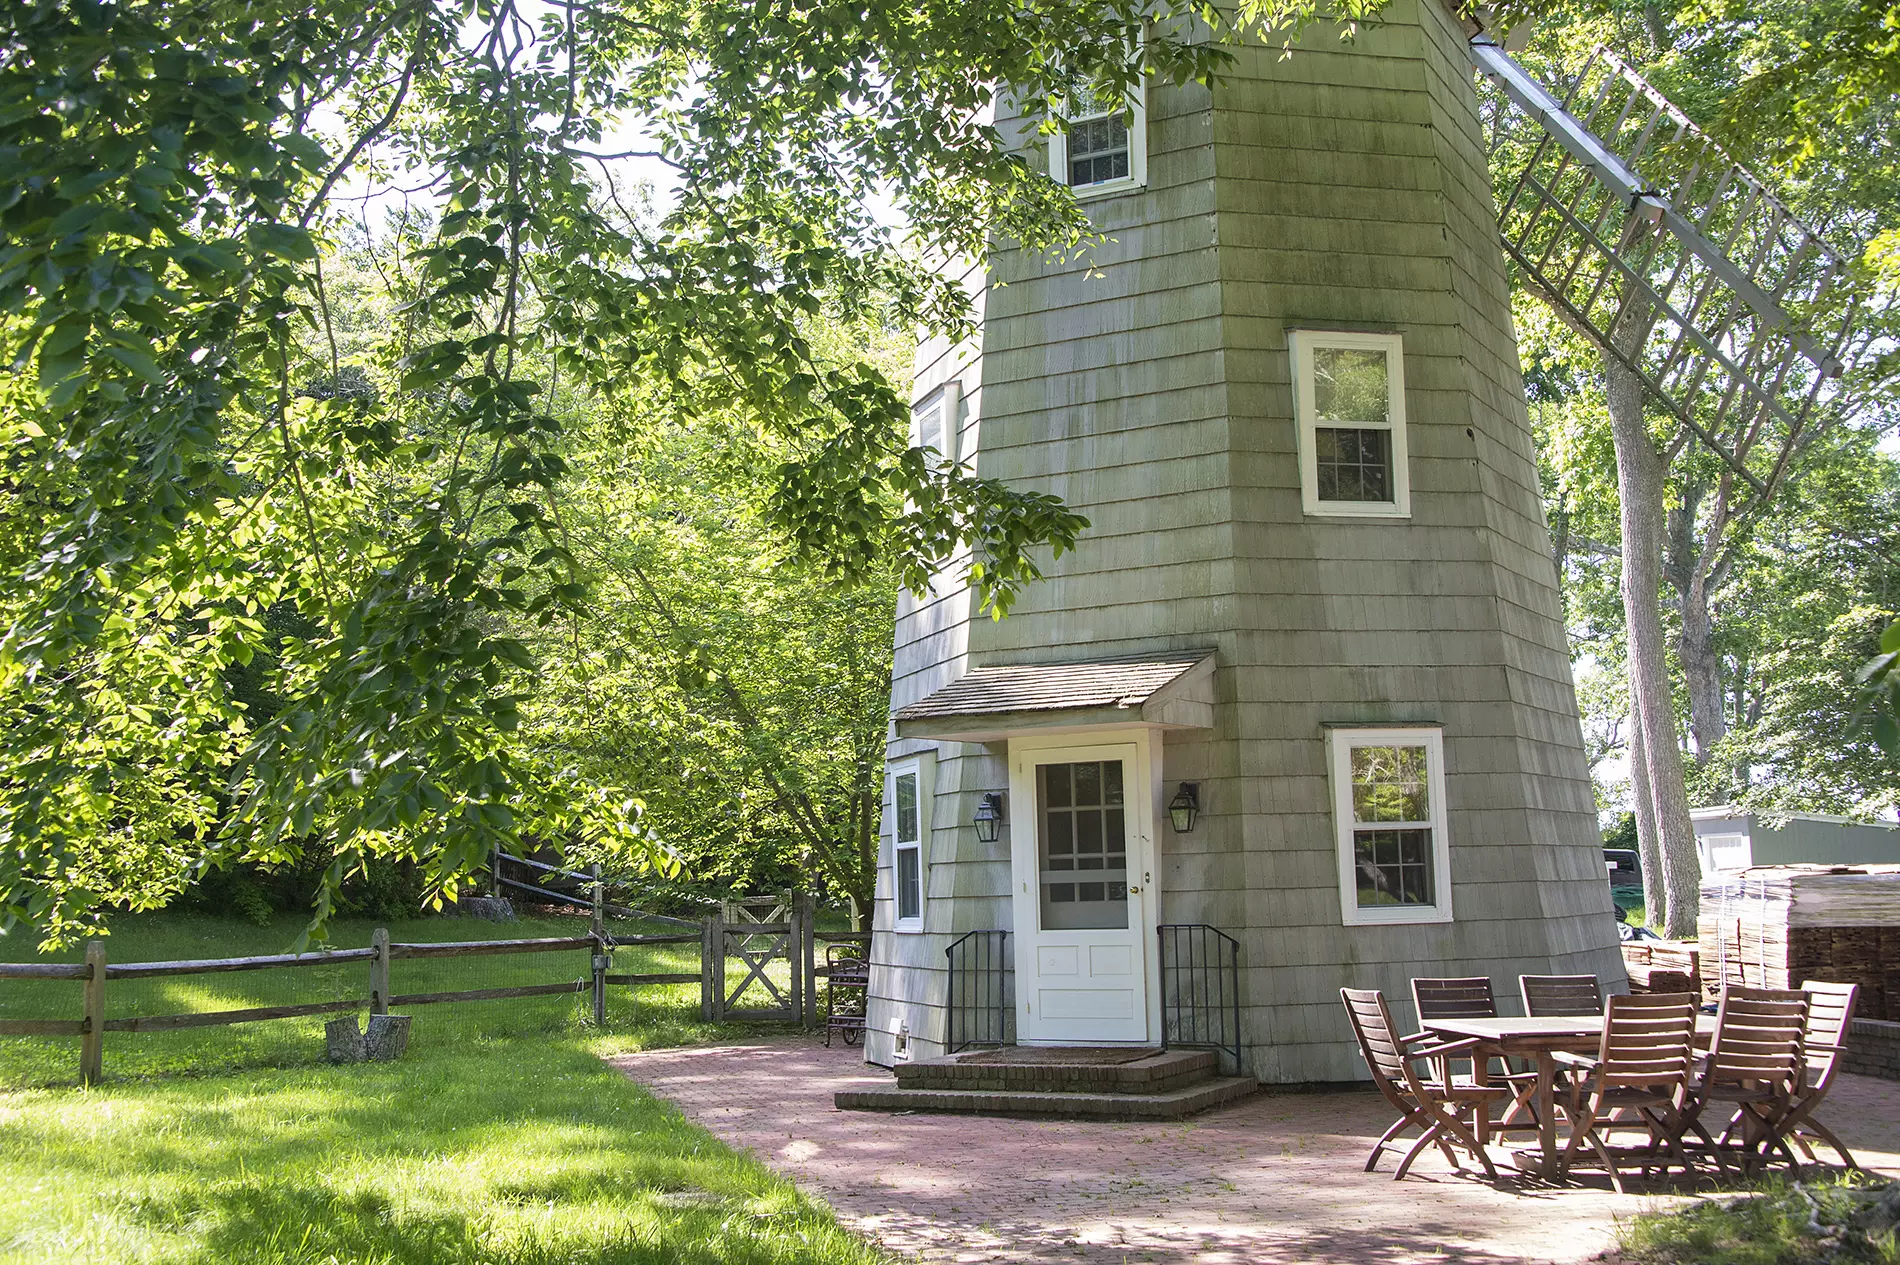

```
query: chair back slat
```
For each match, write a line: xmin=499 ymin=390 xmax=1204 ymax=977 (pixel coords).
xmin=1411 ymin=976 xmax=1497 ymax=1021
xmin=1799 ymin=980 xmax=1859 ymax=1060
xmin=1704 ymin=986 xmax=1807 ymax=1092
xmin=1520 ymin=973 xmax=1602 ymax=1017
xmin=1596 ymin=992 xmax=1698 ymax=1091
xmin=1341 ymin=988 xmax=1410 ymax=1083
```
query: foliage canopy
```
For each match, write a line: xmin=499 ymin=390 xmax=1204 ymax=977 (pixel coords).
xmin=0 ymin=0 xmax=1259 ymax=941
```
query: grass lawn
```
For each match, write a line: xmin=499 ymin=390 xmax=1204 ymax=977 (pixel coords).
xmin=0 ymin=909 xmax=773 ymax=1086
xmin=0 ymin=911 xmax=886 ymax=1265
xmin=1617 ymin=1177 xmax=1900 ymax=1265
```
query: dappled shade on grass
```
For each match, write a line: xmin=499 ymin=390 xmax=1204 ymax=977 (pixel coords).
xmin=0 ymin=1037 xmax=892 ymax=1265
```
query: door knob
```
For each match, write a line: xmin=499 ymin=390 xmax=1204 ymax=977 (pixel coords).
xmin=1128 ymin=885 xmax=1141 ymax=894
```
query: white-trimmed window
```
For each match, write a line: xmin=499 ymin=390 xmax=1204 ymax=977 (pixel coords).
xmin=911 ymin=382 xmax=959 ymax=467
xmin=1048 ymin=81 xmax=1147 ymax=199
xmin=1290 ymin=330 xmax=1411 ymax=519
xmin=890 ymin=757 xmax=931 ymax=931
xmin=1329 ymin=727 xmax=1453 ymax=926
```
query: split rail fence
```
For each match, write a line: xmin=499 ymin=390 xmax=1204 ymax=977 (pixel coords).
xmin=0 ymin=890 xmax=869 ymax=1084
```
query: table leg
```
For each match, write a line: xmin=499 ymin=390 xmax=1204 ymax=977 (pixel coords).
xmin=1473 ymin=1053 xmax=1491 ymax=1151
xmin=1537 ymin=1053 xmax=1556 ymax=1178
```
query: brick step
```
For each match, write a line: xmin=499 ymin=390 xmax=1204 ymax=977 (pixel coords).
xmin=835 ymin=1075 xmax=1257 ymax=1121
xmin=893 ymin=1047 xmax=1217 ymax=1096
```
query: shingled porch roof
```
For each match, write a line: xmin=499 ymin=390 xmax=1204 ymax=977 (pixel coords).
xmin=892 ymin=652 xmax=1217 ymax=741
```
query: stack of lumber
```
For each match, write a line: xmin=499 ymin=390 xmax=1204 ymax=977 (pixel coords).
xmin=1621 ymin=940 xmax=1700 ymax=995
xmin=1697 ymin=865 xmax=1900 ymax=1021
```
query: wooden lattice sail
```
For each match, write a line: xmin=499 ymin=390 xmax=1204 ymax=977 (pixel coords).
xmin=1470 ymin=38 xmax=1855 ymax=490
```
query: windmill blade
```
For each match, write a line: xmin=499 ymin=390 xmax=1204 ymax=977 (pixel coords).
xmin=1469 ymin=37 xmax=1855 ymax=493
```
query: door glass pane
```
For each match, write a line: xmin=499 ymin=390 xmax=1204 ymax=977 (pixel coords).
xmin=1038 ymin=760 xmax=1129 ymax=931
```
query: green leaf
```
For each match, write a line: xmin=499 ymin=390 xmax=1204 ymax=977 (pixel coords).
xmin=101 ymin=342 xmax=165 ymax=383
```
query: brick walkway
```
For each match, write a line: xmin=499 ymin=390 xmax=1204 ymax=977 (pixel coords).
xmin=610 ymin=1037 xmax=1900 ymax=1265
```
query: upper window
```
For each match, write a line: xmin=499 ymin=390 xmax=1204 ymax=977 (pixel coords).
xmin=1289 ymin=330 xmax=1411 ymax=519
xmin=1048 ymin=81 xmax=1147 ymax=199
xmin=1329 ymin=727 xmax=1453 ymax=926
xmin=891 ymin=759 xmax=928 ymax=931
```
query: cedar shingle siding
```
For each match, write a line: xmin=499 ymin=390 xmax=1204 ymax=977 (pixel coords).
xmin=864 ymin=0 xmax=1627 ymax=1083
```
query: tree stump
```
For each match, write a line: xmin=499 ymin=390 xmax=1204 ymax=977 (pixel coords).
xmin=365 ymin=1014 xmax=411 ymax=1061
xmin=459 ymin=896 xmax=516 ymax=921
xmin=325 ymin=1016 xmax=367 ymax=1063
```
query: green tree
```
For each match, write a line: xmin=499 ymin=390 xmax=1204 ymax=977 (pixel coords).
xmin=1 ymin=0 xmax=1266 ymax=941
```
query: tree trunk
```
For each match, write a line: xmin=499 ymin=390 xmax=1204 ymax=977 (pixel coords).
xmin=1606 ymin=350 xmax=1702 ymax=939
xmin=1663 ymin=478 xmax=1730 ymax=771
xmin=1628 ymin=696 xmax=1666 ymax=928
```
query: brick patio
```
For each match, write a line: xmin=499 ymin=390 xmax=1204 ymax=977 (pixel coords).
xmin=610 ymin=1036 xmax=1900 ymax=1265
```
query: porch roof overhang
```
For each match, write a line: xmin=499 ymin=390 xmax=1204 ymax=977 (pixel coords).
xmin=892 ymin=652 xmax=1217 ymax=742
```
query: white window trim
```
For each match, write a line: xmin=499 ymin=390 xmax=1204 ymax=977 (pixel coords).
xmin=1329 ymin=727 xmax=1453 ymax=927
xmin=889 ymin=753 xmax=934 ymax=933
xmin=1289 ymin=329 xmax=1412 ymax=519
xmin=911 ymin=380 xmax=961 ymax=466
xmin=1048 ymin=80 xmax=1148 ymax=200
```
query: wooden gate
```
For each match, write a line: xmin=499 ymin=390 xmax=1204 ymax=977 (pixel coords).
xmin=702 ymin=892 xmax=816 ymax=1023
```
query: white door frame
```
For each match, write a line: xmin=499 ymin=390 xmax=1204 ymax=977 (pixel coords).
xmin=1007 ymin=726 xmax=1163 ymax=1045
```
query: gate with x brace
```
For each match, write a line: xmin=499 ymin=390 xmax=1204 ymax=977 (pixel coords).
xmin=706 ymin=892 xmax=817 ymax=1024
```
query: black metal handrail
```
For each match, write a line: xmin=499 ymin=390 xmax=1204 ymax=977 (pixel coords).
xmin=1158 ymin=924 xmax=1242 ymax=1074
xmin=945 ymin=930 xmax=1012 ymax=1052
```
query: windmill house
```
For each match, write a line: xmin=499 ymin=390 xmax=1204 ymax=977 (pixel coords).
xmin=851 ymin=0 xmax=1846 ymax=1100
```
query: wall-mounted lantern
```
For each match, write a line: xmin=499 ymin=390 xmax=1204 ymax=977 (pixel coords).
xmin=973 ymin=792 xmax=1006 ymax=843
xmin=1168 ymin=782 xmax=1201 ymax=833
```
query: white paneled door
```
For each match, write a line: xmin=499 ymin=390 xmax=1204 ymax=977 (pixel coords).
xmin=1008 ymin=734 xmax=1158 ymax=1044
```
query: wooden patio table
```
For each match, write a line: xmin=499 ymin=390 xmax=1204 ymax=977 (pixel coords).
xmin=1422 ymin=1013 xmax=1717 ymax=1179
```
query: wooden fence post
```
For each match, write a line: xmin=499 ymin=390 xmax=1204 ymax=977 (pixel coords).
xmin=80 ymin=941 xmax=106 ymax=1086
xmin=782 ymin=890 xmax=803 ymax=1030
xmin=590 ymin=866 xmax=607 ymax=1025
xmin=710 ymin=913 xmax=728 ymax=1022
xmin=698 ymin=916 xmax=715 ymax=1022
xmin=370 ymin=928 xmax=390 ymax=1016
xmin=800 ymin=891 xmax=817 ymax=1029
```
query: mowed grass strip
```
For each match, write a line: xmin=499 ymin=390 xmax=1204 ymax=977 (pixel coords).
xmin=0 ymin=911 xmax=762 ymax=1087
xmin=0 ymin=1038 xmax=893 ymax=1265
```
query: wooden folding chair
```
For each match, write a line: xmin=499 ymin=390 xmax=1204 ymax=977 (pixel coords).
xmin=1778 ymin=981 xmax=1861 ymax=1169
xmin=1521 ymin=974 xmax=1603 ymax=1018
xmin=1411 ymin=976 xmax=1538 ymax=1136
xmin=1341 ymin=987 xmax=1512 ymax=1180
xmin=1551 ymin=992 xmax=1699 ymax=1193
xmin=1681 ymin=986 xmax=1809 ymax=1175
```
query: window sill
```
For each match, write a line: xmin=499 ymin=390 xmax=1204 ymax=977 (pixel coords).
xmin=1303 ymin=501 xmax=1412 ymax=520
xmin=1069 ymin=176 xmax=1147 ymax=202
xmin=892 ymin=919 xmax=925 ymax=934
xmin=1342 ymin=905 xmax=1454 ymax=928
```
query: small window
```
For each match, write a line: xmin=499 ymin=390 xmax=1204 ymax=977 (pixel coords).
xmin=1048 ymin=81 xmax=1147 ymax=199
xmin=1290 ymin=330 xmax=1411 ymax=518
xmin=891 ymin=759 xmax=928 ymax=931
xmin=911 ymin=383 xmax=958 ymax=466
xmin=1330 ymin=727 xmax=1452 ymax=926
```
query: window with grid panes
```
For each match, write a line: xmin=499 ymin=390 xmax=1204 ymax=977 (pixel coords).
xmin=1048 ymin=79 xmax=1146 ymax=197
xmin=1290 ymin=330 xmax=1411 ymax=518
xmin=1330 ymin=728 xmax=1453 ymax=925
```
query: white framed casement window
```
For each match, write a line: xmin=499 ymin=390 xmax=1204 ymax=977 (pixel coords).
xmin=889 ymin=755 xmax=933 ymax=932
xmin=1289 ymin=330 xmax=1411 ymax=519
xmin=1048 ymin=80 xmax=1147 ymax=199
xmin=1328 ymin=727 xmax=1453 ymax=926
xmin=911 ymin=381 xmax=960 ymax=467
